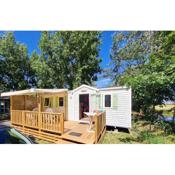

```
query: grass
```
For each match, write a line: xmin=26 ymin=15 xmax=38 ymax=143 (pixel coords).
xmin=102 ymin=120 xmax=175 ymax=144
xmin=155 ymin=104 xmax=175 ymax=117
xmin=31 ymin=137 xmax=51 ymax=144
xmin=162 ymin=110 xmax=174 ymax=117
xmin=155 ymin=104 xmax=175 ymax=111
xmin=35 ymin=139 xmax=51 ymax=144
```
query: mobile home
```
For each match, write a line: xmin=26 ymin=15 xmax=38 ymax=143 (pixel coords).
xmin=68 ymin=85 xmax=132 ymax=128
xmin=1 ymin=85 xmax=131 ymax=143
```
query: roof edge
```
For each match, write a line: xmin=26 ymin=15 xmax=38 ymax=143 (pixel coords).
xmin=99 ymin=86 xmax=131 ymax=91
xmin=70 ymin=84 xmax=99 ymax=93
xmin=1 ymin=88 xmax=68 ymax=97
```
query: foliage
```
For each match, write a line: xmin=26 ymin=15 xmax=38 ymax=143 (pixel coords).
xmin=110 ymin=31 xmax=157 ymax=82
xmin=0 ymin=31 xmax=102 ymax=90
xmin=31 ymin=31 xmax=102 ymax=89
xmin=30 ymin=50 xmax=52 ymax=88
xmin=110 ymin=31 xmax=175 ymax=124
xmin=0 ymin=113 xmax=10 ymax=121
xmin=156 ymin=120 xmax=175 ymax=135
xmin=0 ymin=32 xmax=35 ymax=91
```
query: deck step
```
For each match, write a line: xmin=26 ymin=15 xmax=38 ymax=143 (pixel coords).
xmin=56 ymin=139 xmax=76 ymax=144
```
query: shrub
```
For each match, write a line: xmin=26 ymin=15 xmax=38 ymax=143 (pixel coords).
xmin=0 ymin=114 xmax=10 ymax=121
xmin=156 ymin=120 xmax=175 ymax=135
xmin=137 ymin=131 xmax=153 ymax=142
xmin=137 ymin=131 xmax=167 ymax=144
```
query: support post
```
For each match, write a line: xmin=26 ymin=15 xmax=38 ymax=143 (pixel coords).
xmin=61 ymin=113 xmax=64 ymax=134
xmin=38 ymin=95 xmax=41 ymax=131
xmin=10 ymin=96 xmax=13 ymax=126
xmin=94 ymin=114 xmax=98 ymax=143
xmin=22 ymin=111 xmax=25 ymax=131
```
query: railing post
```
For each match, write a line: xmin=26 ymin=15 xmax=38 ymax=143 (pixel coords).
xmin=11 ymin=110 xmax=13 ymax=125
xmin=10 ymin=96 xmax=13 ymax=126
xmin=94 ymin=114 xmax=98 ymax=143
xmin=37 ymin=95 xmax=42 ymax=132
xmin=22 ymin=111 xmax=25 ymax=130
xmin=38 ymin=95 xmax=41 ymax=132
xmin=104 ymin=111 xmax=106 ymax=128
xmin=61 ymin=113 xmax=64 ymax=134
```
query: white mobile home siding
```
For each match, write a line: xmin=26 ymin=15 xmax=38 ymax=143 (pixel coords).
xmin=68 ymin=91 xmax=75 ymax=121
xmin=99 ymin=88 xmax=131 ymax=128
xmin=68 ymin=86 xmax=98 ymax=121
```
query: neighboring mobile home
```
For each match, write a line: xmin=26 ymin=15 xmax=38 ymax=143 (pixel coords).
xmin=68 ymin=85 xmax=131 ymax=128
xmin=0 ymin=96 xmax=10 ymax=117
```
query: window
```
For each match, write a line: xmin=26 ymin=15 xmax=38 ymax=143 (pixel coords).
xmin=44 ymin=98 xmax=50 ymax=107
xmin=59 ymin=97 xmax=64 ymax=107
xmin=105 ymin=95 xmax=111 ymax=107
xmin=0 ymin=101 xmax=5 ymax=113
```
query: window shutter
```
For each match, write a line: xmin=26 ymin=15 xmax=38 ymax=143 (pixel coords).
xmin=112 ymin=94 xmax=118 ymax=108
xmin=96 ymin=94 xmax=100 ymax=109
xmin=55 ymin=97 xmax=58 ymax=108
xmin=91 ymin=94 xmax=96 ymax=111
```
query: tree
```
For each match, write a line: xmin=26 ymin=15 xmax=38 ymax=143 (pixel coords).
xmin=110 ymin=31 xmax=175 ymax=125
xmin=32 ymin=31 xmax=102 ymax=89
xmin=0 ymin=32 xmax=34 ymax=91
xmin=30 ymin=50 xmax=53 ymax=88
xmin=110 ymin=31 xmax=158 ymax=84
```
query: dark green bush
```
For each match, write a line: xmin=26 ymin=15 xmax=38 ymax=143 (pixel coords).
xmin=0 ymin=113 xmax=10 ymax=121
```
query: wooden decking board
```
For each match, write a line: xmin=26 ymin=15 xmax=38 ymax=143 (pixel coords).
xmin=60 ymin=121 xmax=95 ymax=144
xmin=13 ymin=120 xmax=106 ymax=144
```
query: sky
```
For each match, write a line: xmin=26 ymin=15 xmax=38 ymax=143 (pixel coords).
xmin=3 ymin=31 xmax=115 ymax=88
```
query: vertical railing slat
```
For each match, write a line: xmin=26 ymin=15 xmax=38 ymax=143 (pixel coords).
xmin=94 ymin=112 xmax=106 ymax=143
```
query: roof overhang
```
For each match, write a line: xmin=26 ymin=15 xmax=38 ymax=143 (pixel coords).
xmin=1 ymin=88 xmax=68 ymax=97
xmin=70 ymin=84 xmax=99 ymax=94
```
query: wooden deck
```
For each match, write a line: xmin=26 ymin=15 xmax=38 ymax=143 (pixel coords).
xmin=11 ymin=110 xmax=106 ymax=144
xmin=60 ymin=121 xmax=95 ymax=144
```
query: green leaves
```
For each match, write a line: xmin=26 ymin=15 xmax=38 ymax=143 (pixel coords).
xmin=111 ymin=31 xmax=175 ymax=114
xmin=0 ymin=32 xmax=34 ymax=91
xmin=31 ymin=31 xmax=102 ymax=89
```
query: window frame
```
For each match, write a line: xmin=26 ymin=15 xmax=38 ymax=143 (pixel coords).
xmin=44 ymin=98 xmax=50 ymax=107
xmin=58 ymin=97 xmax=64 ymax=107
xmin=104 ymin=94 xmax=111 ymax=108
xmin=0 ymin=101 xmax=5 ymax=113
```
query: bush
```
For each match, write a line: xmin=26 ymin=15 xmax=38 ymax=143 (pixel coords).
xmin=0 ymin=113 xmax=10 ymax=121
xmin=137 ymin=131 xmax=167 ymax=144
xmin=156 ymin=120 xmax=175 ymax=135
xmin=137 ymin=131 xmax=153 ymax=142
xmin=167 ymin=135 xmax=175 ymax=142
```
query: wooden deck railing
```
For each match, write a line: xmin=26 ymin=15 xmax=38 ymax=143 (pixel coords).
xmin=94 ymin=112 xmax=106 ymax=143
xmin=11 ymin=110 xmax=23 ymax=125
xmin=11 ymin=110 xmax=64 ymax=134
xmin=24 ymin=111 xmax=39 ymax=129
xmin=41 ymin=112 xmax=64 ymax=134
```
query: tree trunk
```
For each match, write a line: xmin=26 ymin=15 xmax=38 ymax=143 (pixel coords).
xmin=149 ymin=122 xmax=152 ymax=131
